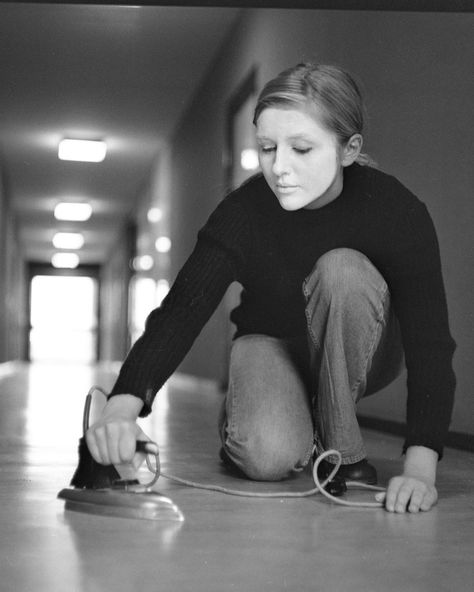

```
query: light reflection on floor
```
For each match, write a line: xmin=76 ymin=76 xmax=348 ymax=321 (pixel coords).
xmin=2 ymin=360 xmax=474 ymax=592
xmin=23 ymin=362 xmax=120 ymax=468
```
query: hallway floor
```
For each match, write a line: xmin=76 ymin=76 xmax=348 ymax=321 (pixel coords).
xmin=1 ymin=361 xmax=473 ymax=592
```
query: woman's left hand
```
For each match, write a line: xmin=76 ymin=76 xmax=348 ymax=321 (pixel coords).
xmin=377 ymin=475 xmax=438 ymax=513
xmin=375 ymin=445 xmax=439 ymax=513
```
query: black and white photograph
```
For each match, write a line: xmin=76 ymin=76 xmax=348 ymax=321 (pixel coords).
xmin=0 ymin=1 xmax=472 ymax=590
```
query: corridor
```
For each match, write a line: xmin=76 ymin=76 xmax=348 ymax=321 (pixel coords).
xmin=1 ymin=361 xmax=473 ymax=592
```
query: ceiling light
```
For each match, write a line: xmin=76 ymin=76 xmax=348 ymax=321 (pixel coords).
xmin=147 ymin=207 xmax=163 ymax=223
xmin=51 ymin=253 xmax=80 ymax=269
xmin=240 ymin=148 xmax=259 ymax=171
xmin=52 ymin=232 xmax=84 ymax=249
xmin=58 ymin=139 xmax=107 ymax=162
xmin=132 ymin=255 xmax=154 ymax=271
xmin=155 ymin=236 xmax=171 ymax=253
xmin=54 ymin=202 xmax=92 ymax=221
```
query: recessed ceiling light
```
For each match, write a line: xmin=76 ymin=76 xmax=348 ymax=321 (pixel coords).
xmin=54 ymin=202 xmax=92 ymax=221
xmin=147 ymin=207 xmax=163 ymax=223
xmin=155 ymin=236 xmax=171 ymax=253
xmin=58 ymin=139 xmax=107 ymax=162
xmin=51 ymin=253 xmax=80 ymax=269
xmin=132 ymin=255 xmax=154 ymax=271
xmin=52 ymin=232 xmax=84 ymax=249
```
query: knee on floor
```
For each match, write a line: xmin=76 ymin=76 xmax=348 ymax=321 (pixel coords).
xmin=224 ymin=434 xmax=302 ymax=482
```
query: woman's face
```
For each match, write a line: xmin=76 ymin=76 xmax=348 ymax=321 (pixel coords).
xmin=256 ymin=107 xmax=344 ymax=211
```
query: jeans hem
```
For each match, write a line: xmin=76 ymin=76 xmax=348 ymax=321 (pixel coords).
xmin=320 ymin=451 xmax=366 ymax=466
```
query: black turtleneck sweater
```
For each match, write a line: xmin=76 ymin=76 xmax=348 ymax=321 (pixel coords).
xmin=110 ymin=164 xmax=456 ymax=457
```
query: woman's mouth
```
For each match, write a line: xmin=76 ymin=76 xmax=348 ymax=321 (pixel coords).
xmin=276 ymin=183 xmax=298 ymax=194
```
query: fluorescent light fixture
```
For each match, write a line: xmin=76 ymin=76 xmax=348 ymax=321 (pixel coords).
xmin=52 ymin=232 xmax=84 ymax=249
xmin=58 ymin=139 xmax=107 ymax=162
xmin=147 ymin=207 xmax=163 ymax=223
xmin=54 ymin=202 xmax=92 ymax=221
xmin=51 ymin=253 xmax=80 ymax=269
xmin=240 ymin=148 xmax=259 ymax=171
xmin=155 ymin=236 xmax=171 ymax=253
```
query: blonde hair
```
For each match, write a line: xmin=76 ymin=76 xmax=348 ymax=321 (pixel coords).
xmin=254 ymin=63 xmax=373 ymax=166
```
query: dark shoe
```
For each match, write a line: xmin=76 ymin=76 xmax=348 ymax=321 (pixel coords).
xmin=316 ymin=460 xmax=348 ymax=497
xmin=318 ymin=458 xmax=377 ymax=486
xmin=338 ymin=459 xmax=377 ymax=485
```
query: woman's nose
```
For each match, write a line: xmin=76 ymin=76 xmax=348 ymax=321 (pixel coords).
xmin=271 ymin=148 xmax=290 ymax=176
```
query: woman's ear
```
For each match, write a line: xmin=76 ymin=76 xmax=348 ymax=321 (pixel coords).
xmin=341 ymin=134 xmax=363 ymax=167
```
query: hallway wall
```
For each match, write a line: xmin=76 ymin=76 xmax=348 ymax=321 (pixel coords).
xmin=0 ymin=166 xmax=26 ymax=362
xmin=141 ymin=9 xmax=473 ymax=437
xmin=99 ymin=222 xmax=135 ymax=362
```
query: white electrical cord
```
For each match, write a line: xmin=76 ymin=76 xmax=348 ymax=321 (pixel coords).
xmin=146 ymin=448 xmax=386 ymax=508
xmin=86 ymin=387 xmax=385 ymax=507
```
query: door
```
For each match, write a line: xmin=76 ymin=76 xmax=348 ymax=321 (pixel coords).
xmin=28 ymin=274 xmax=98 ymax=363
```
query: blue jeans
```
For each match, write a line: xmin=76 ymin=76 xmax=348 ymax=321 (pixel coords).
xmin=219 ymin=249 xmax=404 ymax=481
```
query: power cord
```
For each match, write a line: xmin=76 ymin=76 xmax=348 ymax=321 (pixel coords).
xmin=152 ymin=449 xmax=385 ymax=507
xmin=86 ymin=386 xmax=385 ymax=507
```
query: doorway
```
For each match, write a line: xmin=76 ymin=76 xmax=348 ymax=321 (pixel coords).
xmin=27 ymin=268 xmax=99 ymax=363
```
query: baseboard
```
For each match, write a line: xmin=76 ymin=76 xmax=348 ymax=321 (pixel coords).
xmin=358 ymin=414 xmax=474 ymax=453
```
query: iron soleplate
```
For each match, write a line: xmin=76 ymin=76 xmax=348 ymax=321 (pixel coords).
xmin=58 ymin=487 xmax=184 ymax=522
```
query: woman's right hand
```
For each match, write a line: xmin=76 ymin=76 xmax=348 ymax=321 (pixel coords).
xmin=85 ymin=394 xmax=148 ymax=469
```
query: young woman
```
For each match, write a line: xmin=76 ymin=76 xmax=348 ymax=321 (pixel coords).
xmin=86 ymin=63 xmax=456 ymax=513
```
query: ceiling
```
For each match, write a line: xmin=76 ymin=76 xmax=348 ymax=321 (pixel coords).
xmin=1 ymin=1 xmax=468 ymax=268
xmin=0 ymin=2 xmax=241 ymax=266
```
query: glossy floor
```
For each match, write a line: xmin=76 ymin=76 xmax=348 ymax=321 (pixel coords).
xmin=1 ymin=361 xmax=473 ymax=592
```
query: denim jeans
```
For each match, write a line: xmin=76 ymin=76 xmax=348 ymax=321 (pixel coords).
xmin=219 ymin=248 xmax=404 ymax=481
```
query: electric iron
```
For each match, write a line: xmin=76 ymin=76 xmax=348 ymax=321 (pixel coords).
xmin=57 ymin=387 xmax=184 ymax=522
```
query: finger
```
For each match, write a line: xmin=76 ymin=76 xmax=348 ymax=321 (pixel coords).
xmin=394 ymin=482 xmax=415 ymax=513
xmin=407 ymin=488 xmax=425 ymax=513
xmin=88 ymin=426 xmax=111 ymax=465
xmin=131 ymin=430 xmax=155 ymax=470
xmin=420 ymin=488 xmax=438 ymax=512
xmin=104 ymin=422 xmax=123 ymax=465
xmin=115 ymin=422 xmax=142 ymax=464
xmin=375 ymin=492 xmax=386 ymax=504
xmin=143 ymin=441 xmax=159 ymax=455
xmin=385 ymin=478 xmax=403 ymax=512
xmin=85 ymin=429 xmax=102 ymax=464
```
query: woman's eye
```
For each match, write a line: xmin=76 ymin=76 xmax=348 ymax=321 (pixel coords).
xmin=293 ymin=147 xmax=312 ymax=154
xmin=259 ymin=146 xmax=275 ymax=154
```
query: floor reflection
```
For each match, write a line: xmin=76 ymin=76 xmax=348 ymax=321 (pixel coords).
xmin=1 ymin=361 xmax=474 ymax=592
xmin=60 ymin=507 xmax=184 ymax=591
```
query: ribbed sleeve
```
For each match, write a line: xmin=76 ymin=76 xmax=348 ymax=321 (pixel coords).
xmin=109 ymin=194 xmax=251 ymax=415
xmin=384 ymin=200 xmax=456 ymax=457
